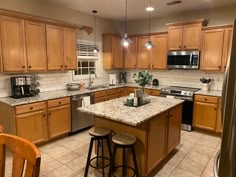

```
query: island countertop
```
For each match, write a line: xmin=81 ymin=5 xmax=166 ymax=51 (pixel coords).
xmin=78 ymin=96 xmax=184 ymax=126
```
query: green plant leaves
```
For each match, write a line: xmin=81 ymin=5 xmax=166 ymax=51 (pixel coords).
xmin=133 ymin=70 xmax=153 ymax=87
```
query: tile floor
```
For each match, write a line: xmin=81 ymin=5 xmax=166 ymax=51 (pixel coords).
xmin=5 ymin=130 xmax=221 ymax=177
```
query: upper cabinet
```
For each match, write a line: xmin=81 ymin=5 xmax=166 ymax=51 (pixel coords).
xmin=167 ymin=19 xmax=206 ymax=51
xmin=63 ymin=28 xmax=77 ymax=70
xmin=151 ymin=34 xmax=168 ymax=69
xmin=201 ymin=25 xmax=233 ymax=71
xmin=124 ymin=37 xmax=137 ymax=69
xmin=0 ymin=16 xmax=26 ymax=72
xmin=46 ymin=25 xmax=64 ymax=71
xmin=0 ymin=11 xmax=77 ymax=73
xmin=137 ymin=36 xmax=151 ymax=69
xmin=103 ymin=34 xmax=123 ymax=70
xmin=25 ymin=20 xmax=47 ymax=72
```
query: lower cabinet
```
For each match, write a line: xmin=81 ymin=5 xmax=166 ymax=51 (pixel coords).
xmin=14 ymin=97 xmax=71 ymax=144
xmin=16 ymin=110 xmax=47 ymax=144
xmin=193 ymin=95 xmax=221 ymax=132
xmin=145 ymin=88 xmax=161 ymax=96
xmin=94 ymin=88 xmax=126 ymax=103
xmin=48 ymin=104 xmax=71 ymax=139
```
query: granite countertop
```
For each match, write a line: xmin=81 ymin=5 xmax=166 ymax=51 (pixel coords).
xmin=195 ymin=90 xmax=222 ymax=97
xmin=0 ymin=83 xmax=166 ymax=106
xmin=78 ymin=96 xmax=184 ymax=126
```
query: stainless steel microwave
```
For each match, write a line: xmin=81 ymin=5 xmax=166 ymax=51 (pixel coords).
xmin=167 ymin=51 xmax=200 ymax=70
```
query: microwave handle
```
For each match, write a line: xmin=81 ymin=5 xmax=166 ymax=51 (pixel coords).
xmin=189 ymin=53 xmax=193 ymax=68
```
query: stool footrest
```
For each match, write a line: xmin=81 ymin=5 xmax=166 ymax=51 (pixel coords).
xmin=112 ymin=165 xmax=136 ymax=177
xmin=89 ymin=156 xmax=111 ymax=169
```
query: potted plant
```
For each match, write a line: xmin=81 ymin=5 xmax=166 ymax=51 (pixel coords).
xmin=133 ymin=71 xmax=153 ymax=93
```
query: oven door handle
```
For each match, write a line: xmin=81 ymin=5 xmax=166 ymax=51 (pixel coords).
xmin=189 ymin=53 xmax=193 ymax=68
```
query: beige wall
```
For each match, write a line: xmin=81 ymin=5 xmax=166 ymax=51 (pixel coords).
xmin=0 ymin=0 xmax=120 ymax=41
xmin=126 ymin=5 xmax=236 ymax=34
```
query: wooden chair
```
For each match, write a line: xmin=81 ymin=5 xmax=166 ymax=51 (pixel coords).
xmin=0 ymin=133 xmax=41 ymax=177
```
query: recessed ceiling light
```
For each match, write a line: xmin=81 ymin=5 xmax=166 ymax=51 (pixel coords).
xmin=146 ymin=6 xmax=154 ymax=12
xmin=166 ymin=0 xmax=182 ymax=6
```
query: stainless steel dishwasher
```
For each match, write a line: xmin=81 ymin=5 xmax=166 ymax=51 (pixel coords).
xmin=71 ymin=93 xmax=94 ymax=133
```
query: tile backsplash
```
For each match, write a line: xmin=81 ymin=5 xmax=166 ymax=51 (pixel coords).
xmin=126 ymin=69 xmax=225 ymax=91
xmin=0 ymin=69 xmax=224 ymax=98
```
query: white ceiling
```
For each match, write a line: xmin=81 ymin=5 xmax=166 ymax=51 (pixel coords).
xmin=40 ymin=0 xmax=236 ymax=20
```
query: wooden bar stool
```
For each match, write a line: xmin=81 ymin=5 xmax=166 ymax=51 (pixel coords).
xmin=84 ymin=127 xmax=112 ymax=177
xmin=108 ymin=133 xmax=139 ymax=177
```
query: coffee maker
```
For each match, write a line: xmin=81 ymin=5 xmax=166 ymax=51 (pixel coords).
xmin=11 ymin=76 xmax=33 ymax=98
xmin=118 ymin=72 xmax=127 ymax=84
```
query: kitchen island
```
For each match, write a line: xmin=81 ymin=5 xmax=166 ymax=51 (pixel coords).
xmin=78 ymin=96 xmax=184 ymax=177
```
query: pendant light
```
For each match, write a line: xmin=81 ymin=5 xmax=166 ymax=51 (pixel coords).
xmin=122 ymin=0 xmax=132 ymax=47
xmin=92 ymin=10 xmax=99 ymax=53
xmin=146 ymin=0 xmax=154 ymax=12
xmin=144 ymin=1 xmax=154 ymax=49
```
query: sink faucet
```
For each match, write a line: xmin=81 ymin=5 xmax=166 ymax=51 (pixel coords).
xmin=88 ymin=69 xmax=97 ymax=88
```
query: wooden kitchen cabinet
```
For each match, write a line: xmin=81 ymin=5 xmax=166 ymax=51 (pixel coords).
xmin=0 ymin=16 xmax=26 ymax=72
xmin=46 ymin=24 xmax=64 ymax=70
xmin=216 ymin=97 xmax=223 ymax=133
xmin=103 ymin=34 xmax=123 ymax=69
xmin=124 ymin=37 xmax=137 ymax=69
xmin=167 ymin=20 xmax=204 ymax=50
xmin=47 ymin=97 xmax=71 ymax=139
xmin=147 ymin=112 xmax=168 ymax=172
xmin=167 ymin=105 xmax=182 ymax=154
xmin=15 ymin=102 xmax=48 ymax=144
xmin=145 ymin=89 xmax=160 ymax=96
xmin=25 ymin=20 xmax=47 ymax=72
xmin=125 ymin=87 xmax=137 ymax=96
xmin=94 ymin=88 xmax=126 ymax=103
xmin=137 ymin=36 xmax=151 ymax=69
xmin=193 ymin=95 xmax=218 ymax=131
xmin=201 ymin=26 xmax=233 ymax=71
xmin=63 ymin=27 xmax=77 ymax=70
xmin=151 ymin=34 xmax=168 ymax=69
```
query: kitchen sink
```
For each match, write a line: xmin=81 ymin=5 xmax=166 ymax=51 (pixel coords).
xmin=86 ymin=85 xmax=110 ymax=90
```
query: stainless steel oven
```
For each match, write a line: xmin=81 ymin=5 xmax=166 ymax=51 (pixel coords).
xmin=167 ymin=51 xmax=200 ymax=70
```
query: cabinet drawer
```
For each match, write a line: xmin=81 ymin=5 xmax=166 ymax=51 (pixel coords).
xmin=194 ymin=95 xmax=218 ymax=104
xmin=95 ymin=91 xmax=106 ymax=98
xmin=106 ymin=88 xmax=117 ymax=95
xmin=48 ymin=97 xmax=70 ymax=108
xmin=15 ymin=102 xmax=46 ymax=114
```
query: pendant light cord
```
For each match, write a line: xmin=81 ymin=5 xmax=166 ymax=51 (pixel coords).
xmin=148 ymin=11 xmax=151 ymax=39
xmin=93 ymin=12 xmax=96 ymax=46
xmin=125 ymin=0 xmax=127 ymax=33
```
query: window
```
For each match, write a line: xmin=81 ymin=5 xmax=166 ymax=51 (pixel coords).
xmin=73 ymin=40 xmax=101 ymax=80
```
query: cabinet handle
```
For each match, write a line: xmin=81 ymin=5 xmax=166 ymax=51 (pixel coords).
xmin=30 ymin=107 xmax=33 ymax=110
xmin=148 ymin=65 xmax=150 ymax=67
xmin=184 ymin=46 xmax=186 ymax=48
xmin=204 ymin=98 xmax=207 ymax=101
xmin=43 ymin=114 xmax=46 ymax=117
xmin=60 ymin=65 xmax=63 ymax=68
xmin=218 ymin=66 xmax=221 ymax=68
xmin=22 ymin=66 xmax=25 ymax=68
xmin=59 ymin=101 xmax=61 ymax=104
xmin=152 ymin=65 xmax=154 ymax=67
xmin=179 ymin=46 xmax=182 ymax=48
xmin=224 ymin=66 xmax=226 ymax=69
xmin=134 ymin=65 xmax=136 ymax=67
xmin=65 ymin=65 xmax=68 ymax=68
xmin=28 ymin=66 xmax=32 ymax=68
xmin=48 ymin=113 xmax=52 ymax=116
xmin=214 ymin=108 xmax=217 ymax=110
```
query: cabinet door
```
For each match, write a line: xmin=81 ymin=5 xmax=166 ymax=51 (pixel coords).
xmin=16 ymin=110 xmax=47 ymax=144
xmin=124 ymin=37 xmax=137 ymax=68
xmin=216 ymin=97 xmax=223 ymax=133
xmin=137 ymin=36 xmax=151 ymax=68
xmin=222 ymin=28 xmax=233 ymax=71
xmin=0 ymin=16 xmax=26 ymax=72
xmin=103 ymin=35 xmax=112 ymax=70
xmin=168 ymin=26 xmax=183 ymax=50
xmin=147 ymin=112 xmax=168 ymax=173
xmin=48 ymin=104 xmax=71 ymax=138
xmin=63 ymin=27 xmax=77 ymax=70
xmin=201 ymin=29 xmax=224 ymax=71
xmin=193 ymin=102 xmax=217 ymax=131
xmin=46 ymin=25 xmax=64 ymax=70
xmin=112 ymin=36 xmax=123 ymax=68
xmin=25 ymin=21 xmax=47 ymax=72
xmin=183 ymin=23 xmax=201 ymax=50
xmin=151 ymin=34 xmax=168 ymax=69
xmin=167 ymin=105 xmax=182 ymax=154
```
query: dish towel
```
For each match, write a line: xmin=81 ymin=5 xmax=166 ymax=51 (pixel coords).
xmin=82 ymin=96 xmax=91 ymax=107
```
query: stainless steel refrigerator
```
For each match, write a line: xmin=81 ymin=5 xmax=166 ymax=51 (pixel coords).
xmin=214 ymin=19 xmax=236 ymax=177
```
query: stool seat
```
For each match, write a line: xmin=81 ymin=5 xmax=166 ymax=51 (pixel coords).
xmin=89 ymin=127 xmax=112 ymax=137
xmin=112 ymin=133 xmax=137 ymax=146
